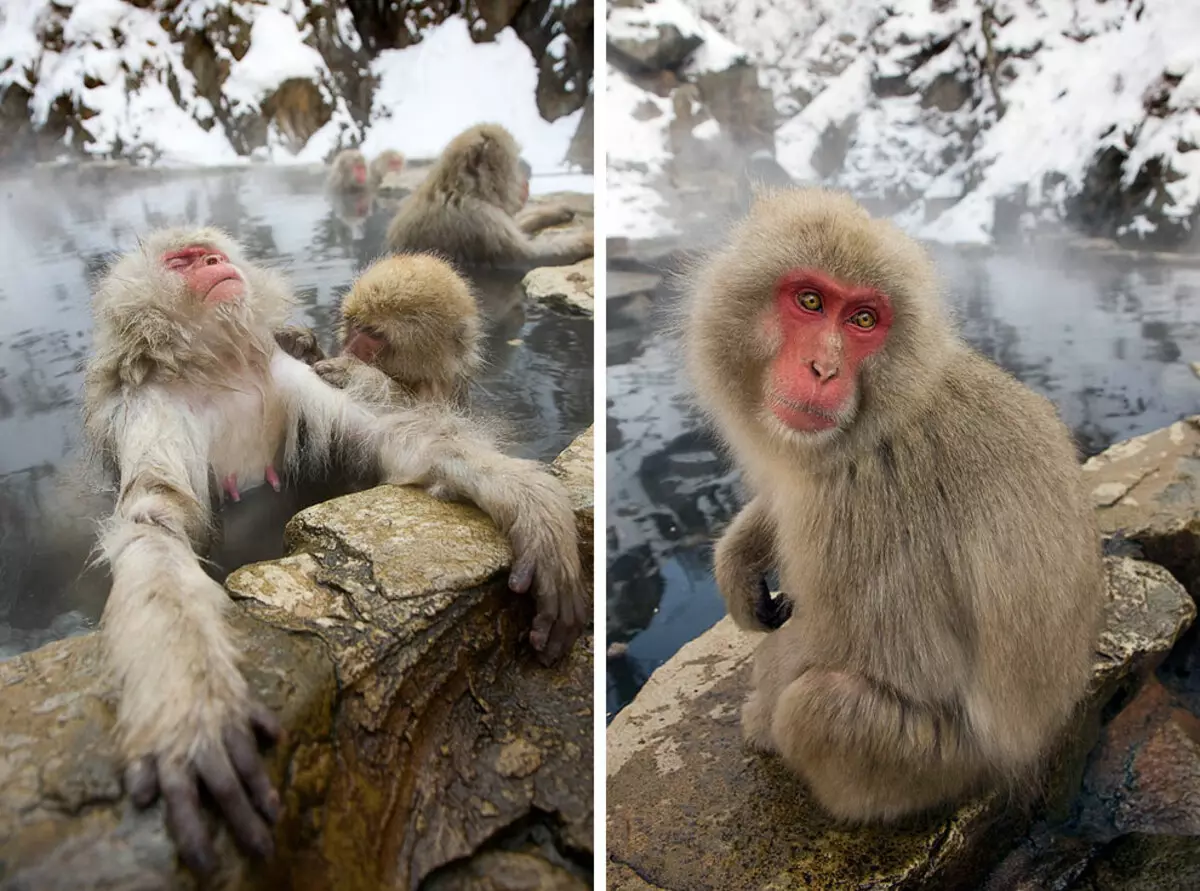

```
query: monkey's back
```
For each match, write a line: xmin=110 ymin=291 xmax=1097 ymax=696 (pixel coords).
xmin=386 ymin=194 xmax=522 ymax=267
xmin=772 ymin=345 xmax=1104 ymax=769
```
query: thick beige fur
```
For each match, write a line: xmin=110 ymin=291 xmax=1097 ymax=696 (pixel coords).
xmin=385 ymin=123 xmax=593 ymax=268
xmin=327 ymin=148 xmax=368 ymax=193
xmin=368 ymin=149 xmax=406 ymax=191
xmin=85 ymin=227 xmax=586 ymax=790
xmin=684 ymin=188 xmax=1105 ymax=821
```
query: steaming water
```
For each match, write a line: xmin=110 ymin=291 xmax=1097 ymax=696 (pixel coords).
xmin=0 ymin=165 xmax=593 ymax=658
xmin=607 ymin=246 xmax=1200 ymax=719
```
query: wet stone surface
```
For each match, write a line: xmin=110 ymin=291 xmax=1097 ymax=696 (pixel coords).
xmin=0 ymin=427 xmax=595 ymax=890
xmin=606 ymin=556 xmax=1195 ymax=891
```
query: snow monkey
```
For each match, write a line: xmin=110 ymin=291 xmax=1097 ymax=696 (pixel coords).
xmin=386 ymin=123 xmax=591 ymax=269
xmin=84 ymin=228 xmax=586 ymax=875
xmin=684 ymin=188 xmax=1105 ymax=822
xmin=368 ymin=149 xmax=406 ymax=191
xmin=327 ymin=148 xmax=368 ymax=193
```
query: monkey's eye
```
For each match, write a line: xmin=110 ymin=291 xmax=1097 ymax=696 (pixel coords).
xmin=848 ymin=309 xmax=877 ymax=329
xmin=794 ymin=290 xmax=822 ymax=312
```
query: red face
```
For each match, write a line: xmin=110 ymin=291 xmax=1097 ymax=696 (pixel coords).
xmin=163 ymin=245 xmax=244 ymax=305
xmin=342 ymin=325 xmax=385 ymax=363
xmin=387 ymin=157 xmax=403 ymax=172
xmin=766 ymin=268 xmax=892 ymax=433
xmin=353 ymin=162 xmax=366 ymax=185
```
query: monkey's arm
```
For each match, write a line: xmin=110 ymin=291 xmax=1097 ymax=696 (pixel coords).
xmin=100 ymin=392 xmax=282 ymax=874
xmin=523 ymin=227 xmax=595 ymax=267
xmin=515 ymin=204 xmax=575 ymax=234
xmin=714 ymin=498 xmax=779 ymax=632
xmin=273 ymin=353 xmax=587 ymax=664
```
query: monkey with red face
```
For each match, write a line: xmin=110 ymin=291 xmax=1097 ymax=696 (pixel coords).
xmin=369 ymin=149 xmax=407 ymax=191
xmin=686 ymin=188 xmax=1104 ymax=821
xmin=328 ymin=148 xmax=368 ymax=194
xmin=85 ymin=228 xmax=587 ymax=876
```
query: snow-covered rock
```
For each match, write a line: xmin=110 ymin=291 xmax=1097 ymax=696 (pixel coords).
xmin=608 ymin=0 xmax=1200 ymax=249
xmin=0 ymin=0 xmax=593 ymax=169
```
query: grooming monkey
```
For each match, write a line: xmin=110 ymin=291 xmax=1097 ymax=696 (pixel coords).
xmin=274 ymin=254 xmax=483 ymax=410
xmin=685 ymin=188 xmax=1104 ymax=821
xmin=327 ymin=148 xmax=368 ymax=193
xmin=85 ymin=228 xmax=586 ymax=875
xmin=386 ymin=123 xmax=592 ymax=269
xmin=369 ymin=149 xmax=407 ymax=191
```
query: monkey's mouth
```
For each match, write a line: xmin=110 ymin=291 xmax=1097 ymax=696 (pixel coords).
xmin=768 ymin=392 xmax=841 ymax=432
xmin=204 ymin=273 xmax=244 ymax=304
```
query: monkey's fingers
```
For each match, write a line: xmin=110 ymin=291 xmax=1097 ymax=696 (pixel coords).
xmin=125 ymin=755 xmax=160 ymax=808
xmin=224 ymin=724 xmax=282 ymax=825
xmin=159 ymin=764 xmax=219 ymax=877
xmin=754 ymin=578 xmax=793 ymax=630
xmin=508 ymin=554 xmax=536 ymax=595
xmin=195 ymin=746 xmax=276 ymax=861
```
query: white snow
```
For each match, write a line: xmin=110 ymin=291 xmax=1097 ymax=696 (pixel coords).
xmin=359 ymin=17 xmax=586 ymax=180
xmin=606 ymin=66 xmax=677 ymax=239
xmin=0 ymin=2 xmax=587 ymax=179
xmin=608 ymin=0 xmax=1200 ymax=246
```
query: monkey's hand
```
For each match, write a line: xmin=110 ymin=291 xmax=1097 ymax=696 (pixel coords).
xmin=314 ymin=355 xmax=400 ymax=408
xmin=274 ymin=325 xmax=324 ymax=365
xmin=713 ymin=500 xmax=777 ymax=632
xmin=754 ymin=577 xmax=793 ymax=630
xmin=108 ymin=563 xmax=284 ymax=876
xmin=312 ymin=355 xmax=357 ymax=389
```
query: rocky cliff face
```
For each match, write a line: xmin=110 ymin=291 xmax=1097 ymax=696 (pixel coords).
xmin=0 ymin=0 xmax=593 ymax=166
xmin=609 ymin=0 xmax=1200 ymax=249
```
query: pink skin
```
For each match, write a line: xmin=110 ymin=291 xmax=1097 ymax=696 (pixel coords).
xmin=387 ymin=158 xmax=403 ymax=172
xmin=163 ymin=245 xmax=244 ymax=306
xmin=768 ymin=268 xmax=892 ymax=432
xmin=265 ymin=465 xmax=281 ymax=492
xmin=222 ymin=474 xmax=241 ymax=503
xmin=342 ymin=326 xmax=386 ymax=363
xmin=353 ymin=163 xmax=366 ymax=185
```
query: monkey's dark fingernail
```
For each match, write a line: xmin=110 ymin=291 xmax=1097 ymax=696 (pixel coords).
xmin=126 ymin=756 xmax=160 ymax=807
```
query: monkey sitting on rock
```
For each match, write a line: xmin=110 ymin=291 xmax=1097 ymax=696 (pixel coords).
xmin=684 ymin=187 xmax=1105 ymax=822
xmin=386 ymin=123 xmax=592 ymax=269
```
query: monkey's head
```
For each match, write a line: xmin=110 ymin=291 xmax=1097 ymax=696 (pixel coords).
xmin=338 ymin=253 xmax=482 ymax=399
xmin=685 ymin=188 xmax=957 ymax=455
xmin=426 ymin=123 xmax=525 ymax=214
xmin=92 ymin=227 xmax=291 ymax=383
xmin=331 ymin=149 xmax=368 ymax=189
xmin=370 ymin=150 xmax=406 ymax=189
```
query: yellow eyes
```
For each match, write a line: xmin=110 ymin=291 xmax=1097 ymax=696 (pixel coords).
xmin=796 ymin=290 xmax=822 ymax=311
xmin=849 ymin=310 xmax=877 ymax=329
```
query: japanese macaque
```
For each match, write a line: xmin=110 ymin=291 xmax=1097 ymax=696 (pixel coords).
xmin=685 ymin=188 xmax=1104 ymax=822
xmin=327 ymin=148 xmax=368 ymax=193
xmin=386 ymin=123 xmax=591 ymax=269
xmin=369 ymin=149 xmax=407 ymax=191
xmin=84 ymin=228 xmax=586 ymax=875
xmin=321 ymin=253 xmax=483 ymax=410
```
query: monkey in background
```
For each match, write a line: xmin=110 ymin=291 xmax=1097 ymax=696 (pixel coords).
xmin=327 ymin=148 xmax=368 ymax=193
xmin=85 ymin=228 xmax=586 ymax=875
xmin=369 ymin=149 xmax=407 ymax=191
xmin=386 ymin=123 xmax=592 ymax=269
xmin=684 ymin=188 xmax=1104 ymax=822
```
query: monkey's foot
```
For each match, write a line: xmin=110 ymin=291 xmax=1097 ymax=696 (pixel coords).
xmin=124 ymin=700 xmax=285 ymax=877
xmin=265 ymin=465 xmax=281 ymax=492
xmin=222 ymin=474 xmax=241 ymax=502
xmin=755 ymin=577 xmax=793 ymax=630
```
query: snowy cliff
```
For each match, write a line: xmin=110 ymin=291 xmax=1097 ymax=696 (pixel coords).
xmin=608 ymin=0 xmax=1200 ymax=248
xmin=0 ymin=0 xmax=592 ymax=170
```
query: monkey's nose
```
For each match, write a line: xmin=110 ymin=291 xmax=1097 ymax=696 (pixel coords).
xmin=811 ymin=360 xmax=838 ymax=382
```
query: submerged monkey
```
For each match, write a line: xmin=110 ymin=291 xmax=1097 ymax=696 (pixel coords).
xmin=369 ymin=149 xmax=407 ymax=191
xmin=386 ymin=123 xmax=592 ymax=269
xmin=327 ymin=148 xmax=368 ymax=193
xmin=685 ymin=188 xmax=1104 ymax=821
xmin=84 ymin=228 xmax=586 ymax=874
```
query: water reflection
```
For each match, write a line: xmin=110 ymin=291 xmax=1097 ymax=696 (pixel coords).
xmin=607 ymin=247 xmax=1200 ymax=718
xmin=0 ymin=165 xmax=593 ymax=658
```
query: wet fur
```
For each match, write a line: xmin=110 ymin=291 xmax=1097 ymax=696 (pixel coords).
xmin=385 ymin=123 xmax=593 ymax=269
xmin=368 ymin=150 xmax=406 ymax=191
xmin=327 ymin=149 xmax=368 ymax=194
xmin=683 ymin=189 xmax=1105 ymax=821
xmin=86 ymin=227 xmax=586 ymax=797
